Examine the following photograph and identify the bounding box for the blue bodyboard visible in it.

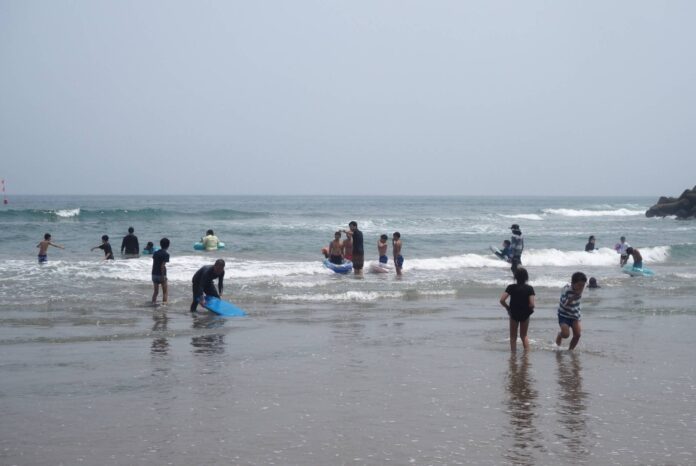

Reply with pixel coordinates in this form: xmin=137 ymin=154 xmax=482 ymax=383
xmin=622 ymin=264 xmax=655 ymax=277
xmin=198 ymin=296 xmax=246 ymax=317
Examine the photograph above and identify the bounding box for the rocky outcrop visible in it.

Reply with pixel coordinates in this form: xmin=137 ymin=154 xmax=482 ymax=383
xmin=646 ymin=186 xmax=696 ymax=219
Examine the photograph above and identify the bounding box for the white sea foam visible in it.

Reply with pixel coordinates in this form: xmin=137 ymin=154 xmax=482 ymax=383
xmin=542 ymin=208 xmax=644 ymax=217
xmin=501 ymin=213 xmax=545 ymax=221
xmin=479 ymin=276 xmax=568 ymax=288
xmin=54 ymin=208 xmax=81 ymax=218
xmin=407 ymin=254 xmax=506 ymax=271
xmin=275 ymin=291 xmax=403 ymax=303
xmin=0 ymin=246 xmax=672 ymax=288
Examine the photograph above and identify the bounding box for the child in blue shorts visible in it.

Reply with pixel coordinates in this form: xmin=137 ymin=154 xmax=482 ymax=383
xmin=556 ymin=272 xmax=587 ymax=350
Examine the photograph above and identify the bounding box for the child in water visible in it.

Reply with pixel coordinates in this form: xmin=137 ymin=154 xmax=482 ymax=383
xmin=91 ymin=235 xmax=114 ymax=260
xmin=36 ymin=233 xmax=64 ymax=263
xmin=556 ymin=272 xmax=587 ymax=350
xmin=499 ymin=267 xmax=535 ymax=352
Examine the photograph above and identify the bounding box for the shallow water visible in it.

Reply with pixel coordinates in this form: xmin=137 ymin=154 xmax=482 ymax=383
xmin=1 ymin=196 xmax=695 ymax=464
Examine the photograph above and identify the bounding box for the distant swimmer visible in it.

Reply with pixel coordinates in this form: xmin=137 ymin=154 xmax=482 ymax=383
xmin=36 ymin=233 xmax=64 ymax=263
xmin=585 ymin=235 xmax=597 ymax=252
xmin=510 ymin=224 xmax=524 ymax=274
xmin=378 ymin=234 xmax=388 ymax=264
xmin=588 ymin=277 xmax=600 ymax=289
xmin=202 ymin=229 xmax=220 ymax=251
xmin=151 ymin=238 xmax=170 ymax=305
xmin=345 ymin=221 xmax=364 ymax=275
xmin=328 ymin=231 xmax=344 ymax=265
xmin=121 ymin=226 xmax=140 ymax=258
xmin=499 ymin=267 xmax=535 ymax=352
xmin=625 ymin=247 xmax=643 ymax=269
xmin=143 ymin=242 xmax=156 ymax=254
xmin=190 ymin=259 xmax=225 ymax=312
xmin=91 ymin=235 xmax=114 ymax=260
xmin=556 ymin=272 xmax=587 ymax=350
xmin=615 ymin=236 xmax=631 ymax=267
xmin=392 ymin=232 xmax=404 ymax=276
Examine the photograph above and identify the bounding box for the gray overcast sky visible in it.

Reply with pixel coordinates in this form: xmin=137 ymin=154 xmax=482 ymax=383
xmin=1 ymin=1 xmax=694 ymax=196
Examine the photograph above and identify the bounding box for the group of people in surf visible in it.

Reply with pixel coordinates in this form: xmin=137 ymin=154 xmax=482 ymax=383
xmin=322 ymin=221 xmax=404 ymax=276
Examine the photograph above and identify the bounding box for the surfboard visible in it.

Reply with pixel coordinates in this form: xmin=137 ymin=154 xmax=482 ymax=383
xmin=198 ymin=296 xmax=246 ymax=316
xmin=622 ymin=264 xmax=655 ymax=277
xmin=490 ymin=245 xmax=511 ymax=263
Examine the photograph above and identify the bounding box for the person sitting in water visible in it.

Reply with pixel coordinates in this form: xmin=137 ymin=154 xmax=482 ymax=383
xmin=328 ymin=231 xmax=344 ymax=265
xmin=585 ymin=235 xmax=597 ymax=252
xmin=202 ymin=229 xmax=220 ymax=251
xmin=378 ymin=234 xmax=388 ymax=264
xmin=143 ymin=241 xmax=156 ymax=254
xmin=588 ymin=277 xmax=600 ymax=289
xmin=625 ymin=247 xmax=643 ymax=269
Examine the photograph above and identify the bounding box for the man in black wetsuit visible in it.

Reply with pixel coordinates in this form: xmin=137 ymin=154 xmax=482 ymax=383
xmin=345 ymin=221 xmax=364 ymax=275
xmin=190 ymin=259 xmax=225 ymax=312
xmin=121 ymin=226 xmax=140 ymax=257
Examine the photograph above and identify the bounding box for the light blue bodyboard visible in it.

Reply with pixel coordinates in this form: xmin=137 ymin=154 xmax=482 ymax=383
xmin=199 ymin=296 xmax=246 ymax=317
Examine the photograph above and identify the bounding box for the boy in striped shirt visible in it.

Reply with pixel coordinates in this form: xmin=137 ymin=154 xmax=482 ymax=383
xmin=556 ymin=272 xmax=588 ymax=350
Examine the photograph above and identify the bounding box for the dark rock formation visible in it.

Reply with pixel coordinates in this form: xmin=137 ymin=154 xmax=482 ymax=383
xmin=646 ymin=186 xmax=696 ymax=219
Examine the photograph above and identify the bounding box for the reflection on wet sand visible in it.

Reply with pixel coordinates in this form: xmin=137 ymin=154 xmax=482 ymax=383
xmin=191 ymin=313 xmax=226 ymax=355
xmin=503 ymin=353 xmax=545 ymax=465
xmin=555 ymin=351 xmax=590 ymax=461
xmin=151 ymin=311 xmax=170 ymax=356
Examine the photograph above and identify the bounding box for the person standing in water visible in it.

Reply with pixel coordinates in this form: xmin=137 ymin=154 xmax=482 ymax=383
xmin=36 ymin=233 xmax=64 ymax=263
xmin=585 ymin=235 xmax=596 ymax=252
xmin=342 ymin=231 xmax=353 ymax=262
xmin=91 ymin=235 xmax=114 ymax=260
xmin=499 ymin=267 xmax=535 ymax=352
xmin=345 ymin=221 xmax=364 ymax=275
xmin=151 ymin=238 xmax=170 ymax=305
xmin=121 ymin=226 xmax=140 ymax=258
xmin=328 ymin=231 xmax=344 ymax=265
xmin=616 ymin=236 xmax=631 ymax=267
xmin=510 ymin=224 xmax=524 ymax=274
xmin=377 ymin=234 xmax=388 ymax=264
xmin=392 ymin=232 xmax=404 ymax=276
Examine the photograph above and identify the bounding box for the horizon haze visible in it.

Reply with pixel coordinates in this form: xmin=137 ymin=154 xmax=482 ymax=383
xmin=1 ymin=1 xmax=695 ymax=196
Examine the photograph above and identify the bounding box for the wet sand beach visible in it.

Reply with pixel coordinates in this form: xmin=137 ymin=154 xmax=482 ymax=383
xmin=2 ymin=295 xmax=695 ymax=466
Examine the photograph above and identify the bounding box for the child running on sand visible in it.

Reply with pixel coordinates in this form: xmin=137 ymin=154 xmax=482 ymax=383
xmin=556 ymin=272 xmax=587 ymax=350
xmin=499 ymin=267 xmax=535 ymax=351
xmin=36 ymin=233 xmax=64 ymax=263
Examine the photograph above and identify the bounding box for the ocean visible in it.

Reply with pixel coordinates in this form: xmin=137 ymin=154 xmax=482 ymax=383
xmin=1 ymin=195 xmax=695 ymax=465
